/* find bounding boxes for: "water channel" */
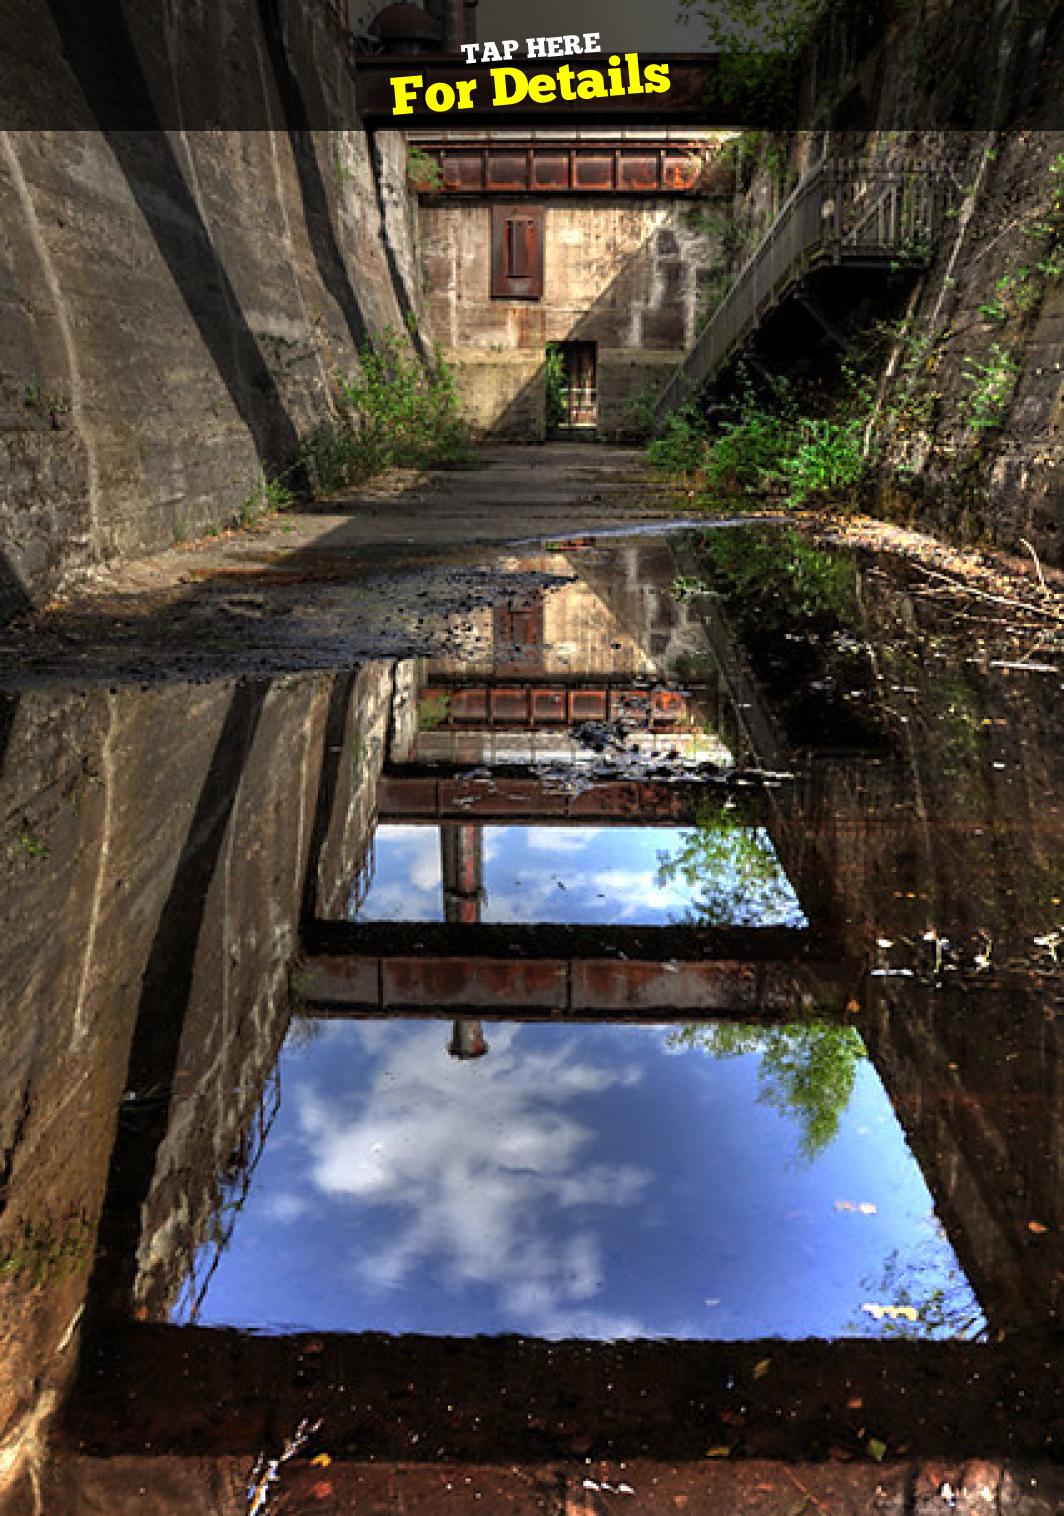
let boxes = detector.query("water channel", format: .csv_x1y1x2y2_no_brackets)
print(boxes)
1,521,1062,1505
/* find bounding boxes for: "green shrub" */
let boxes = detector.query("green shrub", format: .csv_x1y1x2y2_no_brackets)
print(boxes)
648,371,868,510
300,329,473,493
963,343,1020,433
703,409,794,490
781,416,867,506
646,407,709,477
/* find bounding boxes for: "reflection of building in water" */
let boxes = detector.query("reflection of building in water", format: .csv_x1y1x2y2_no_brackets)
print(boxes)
430,544,710,681
392,542,739,770
7,540,1064,1506
448,1019,489,1060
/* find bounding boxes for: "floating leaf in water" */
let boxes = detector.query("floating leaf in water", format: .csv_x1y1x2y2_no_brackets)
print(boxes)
706,1445,733,1459
753,1358,772,1379
867,1437,888,1463
1028,1220,1049,1234
861,1303,918,1322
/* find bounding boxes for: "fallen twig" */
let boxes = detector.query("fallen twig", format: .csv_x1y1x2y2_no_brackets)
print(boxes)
1018,537,1049,593
913,565,1064,623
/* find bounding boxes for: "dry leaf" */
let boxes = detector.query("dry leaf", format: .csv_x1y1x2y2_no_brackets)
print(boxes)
753,1358,771,1379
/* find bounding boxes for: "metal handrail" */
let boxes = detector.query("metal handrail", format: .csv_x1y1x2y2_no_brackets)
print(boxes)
656,158,950,419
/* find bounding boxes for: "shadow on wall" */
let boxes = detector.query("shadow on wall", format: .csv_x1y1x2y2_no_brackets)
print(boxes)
42,0,299,474
0,0,423,624
467,222,708,445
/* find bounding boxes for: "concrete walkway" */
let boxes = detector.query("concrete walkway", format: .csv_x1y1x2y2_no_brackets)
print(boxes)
0,445,696,687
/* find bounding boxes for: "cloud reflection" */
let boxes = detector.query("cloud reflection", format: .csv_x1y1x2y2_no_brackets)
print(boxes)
294,1025,651,1338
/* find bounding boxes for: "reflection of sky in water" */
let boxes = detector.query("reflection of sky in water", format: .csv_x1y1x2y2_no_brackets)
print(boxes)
183,1022,981,1342
354,824,807,927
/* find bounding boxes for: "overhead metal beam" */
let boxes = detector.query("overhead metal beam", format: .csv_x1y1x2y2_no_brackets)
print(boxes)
299,920,858,1018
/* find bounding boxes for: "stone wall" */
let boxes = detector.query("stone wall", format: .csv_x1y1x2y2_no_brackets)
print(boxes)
0,0,424,622
419,198,721,441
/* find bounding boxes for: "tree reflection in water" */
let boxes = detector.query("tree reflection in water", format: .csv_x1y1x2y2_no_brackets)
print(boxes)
656,806,807,929
667,1022,866,1160
854,1242,987,1341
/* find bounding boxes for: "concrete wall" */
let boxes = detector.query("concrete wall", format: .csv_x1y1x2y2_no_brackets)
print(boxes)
0,665,393,1508
0,0,425,622
709,0,1064,561
419,198,721,441
866,130,1064,561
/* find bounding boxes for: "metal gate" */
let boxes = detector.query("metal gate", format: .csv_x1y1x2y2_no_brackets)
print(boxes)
548,341,598,432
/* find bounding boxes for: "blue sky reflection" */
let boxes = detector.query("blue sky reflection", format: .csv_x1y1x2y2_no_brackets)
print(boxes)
183,1021,982,1342
353,823,807,927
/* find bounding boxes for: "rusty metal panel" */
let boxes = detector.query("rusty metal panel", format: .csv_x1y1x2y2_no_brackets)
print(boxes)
485,152,529,192
530,151,569,190
617,151,659,191
491,204,545,299
441,151,483,191
570,689,608,721
532,688,567,724
448,688,489,723
662,151,700,191
572,152,614,191
491,687,531,723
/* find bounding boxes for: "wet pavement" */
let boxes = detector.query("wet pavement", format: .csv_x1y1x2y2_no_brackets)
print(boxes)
2,496,1064,1512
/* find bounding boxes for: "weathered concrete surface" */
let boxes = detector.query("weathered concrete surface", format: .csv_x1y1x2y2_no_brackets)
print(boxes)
0,668,390,1509
421,199,721,440
0,446,694,687
0,0,424,621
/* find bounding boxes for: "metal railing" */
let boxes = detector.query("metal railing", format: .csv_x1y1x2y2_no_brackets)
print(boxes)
656,158,952,419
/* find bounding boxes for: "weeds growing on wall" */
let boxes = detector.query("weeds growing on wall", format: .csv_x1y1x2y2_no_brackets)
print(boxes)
300,329,473,493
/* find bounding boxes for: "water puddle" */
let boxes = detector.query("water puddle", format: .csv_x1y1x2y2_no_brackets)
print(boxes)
2,519,1063,1491
176,1018,980,1343
354,822,807,927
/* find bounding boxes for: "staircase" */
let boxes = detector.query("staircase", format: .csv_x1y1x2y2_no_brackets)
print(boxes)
656,158,953,419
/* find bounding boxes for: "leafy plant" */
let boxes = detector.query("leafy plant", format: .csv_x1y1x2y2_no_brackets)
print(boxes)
23,381,71,427
545,343,567,431
647,406,710,478
678,0,825,118
237,472,295,527
648,363,869,510
406,144,443,192
668,1021,866,1160
963,342,1020,433
657,805,803,928
781,415,867,506
16,827,48,859
300,329,473,492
